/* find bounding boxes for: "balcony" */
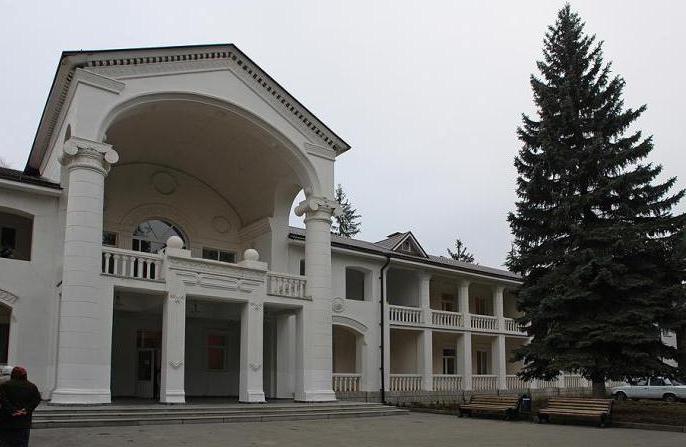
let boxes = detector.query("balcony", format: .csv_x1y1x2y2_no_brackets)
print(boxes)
470,314,499,332
101,246,308,300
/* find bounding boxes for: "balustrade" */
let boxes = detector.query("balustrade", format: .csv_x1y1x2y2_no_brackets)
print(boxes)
101,247,163,281
503,318,525,334
266,272,307,299
472,374,498,391
332,374,361,393
470,314,499,331
432,374,462,391
388,305,422,325
431,310,464,329
389,374,422,391
506,375,529,390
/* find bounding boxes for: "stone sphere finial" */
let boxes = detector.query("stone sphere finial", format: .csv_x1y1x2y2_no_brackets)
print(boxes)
167,235,184,249
243,248,259,262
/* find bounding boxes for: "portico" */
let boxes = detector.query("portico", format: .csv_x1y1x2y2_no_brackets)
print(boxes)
39,45,349,405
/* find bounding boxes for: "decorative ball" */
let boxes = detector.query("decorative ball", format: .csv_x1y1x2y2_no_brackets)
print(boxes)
243,248,259,262
166,235,184,249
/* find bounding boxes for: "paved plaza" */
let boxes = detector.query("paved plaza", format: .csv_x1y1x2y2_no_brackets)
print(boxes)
31,413,684,447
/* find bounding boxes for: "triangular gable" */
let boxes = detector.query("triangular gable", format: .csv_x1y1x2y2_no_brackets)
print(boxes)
390,232,428,258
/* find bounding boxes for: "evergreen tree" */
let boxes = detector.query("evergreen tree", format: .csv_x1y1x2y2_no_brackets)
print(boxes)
447,238,475,263
332,184,362,237
507,4,686,396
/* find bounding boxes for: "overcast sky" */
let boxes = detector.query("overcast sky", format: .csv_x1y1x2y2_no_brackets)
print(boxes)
1,0,684,268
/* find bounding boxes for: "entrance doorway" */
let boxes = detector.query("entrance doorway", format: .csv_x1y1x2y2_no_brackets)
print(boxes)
135,330,161,399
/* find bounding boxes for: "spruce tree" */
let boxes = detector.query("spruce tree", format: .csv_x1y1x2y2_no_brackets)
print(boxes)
332,184,362,237
447,238,475,263
507,4,686,396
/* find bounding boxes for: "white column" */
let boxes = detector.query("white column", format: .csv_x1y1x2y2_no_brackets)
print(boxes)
293,196,339,401
458,280,471,329
457,332,472,391
420,329,433,391
240,300,266,403
275,313,295,399
51,137,119,405
493,285,505,330
419,272,432,324
160,292,186,403
493,334,507,390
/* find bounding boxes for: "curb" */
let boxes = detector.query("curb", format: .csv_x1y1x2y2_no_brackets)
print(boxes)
408,407,686,433
612,422,686,433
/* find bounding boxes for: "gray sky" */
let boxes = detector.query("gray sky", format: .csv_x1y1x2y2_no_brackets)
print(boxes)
1,0,684,268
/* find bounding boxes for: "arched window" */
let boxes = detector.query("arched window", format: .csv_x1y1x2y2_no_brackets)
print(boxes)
132,219,186,253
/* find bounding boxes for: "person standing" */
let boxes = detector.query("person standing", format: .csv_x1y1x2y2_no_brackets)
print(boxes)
0,367,41,447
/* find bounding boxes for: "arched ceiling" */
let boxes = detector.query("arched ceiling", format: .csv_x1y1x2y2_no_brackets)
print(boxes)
105,100,304,225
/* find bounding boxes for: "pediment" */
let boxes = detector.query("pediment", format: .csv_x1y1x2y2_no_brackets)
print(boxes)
392,232,428,258
26,44,350,174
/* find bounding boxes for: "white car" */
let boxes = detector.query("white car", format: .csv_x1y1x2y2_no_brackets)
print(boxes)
611,377,686,402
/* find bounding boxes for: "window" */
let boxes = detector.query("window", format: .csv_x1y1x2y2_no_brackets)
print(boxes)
476,350,489,374
650,377,666,386
345,268,366,301
299,259,306,276
202,247,236,263
207,334,227,370
103,231,117,247
441,294,456,312
474,297,488,315
442,348,456,375
0,211,33,261
132,219,186,254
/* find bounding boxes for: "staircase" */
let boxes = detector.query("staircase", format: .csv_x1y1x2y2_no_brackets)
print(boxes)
33,401,407,428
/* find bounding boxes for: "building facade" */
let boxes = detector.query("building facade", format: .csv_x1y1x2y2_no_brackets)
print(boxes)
0,44,586,405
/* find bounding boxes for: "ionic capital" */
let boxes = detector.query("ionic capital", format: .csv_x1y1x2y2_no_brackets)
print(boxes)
60,137,119,175
294,195,341,221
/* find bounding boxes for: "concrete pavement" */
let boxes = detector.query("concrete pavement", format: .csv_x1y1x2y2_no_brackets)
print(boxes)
30,412,685,447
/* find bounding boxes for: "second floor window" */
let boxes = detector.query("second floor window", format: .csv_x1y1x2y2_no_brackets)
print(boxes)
202,248,236,263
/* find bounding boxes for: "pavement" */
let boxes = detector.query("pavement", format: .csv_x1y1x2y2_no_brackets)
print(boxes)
30,412,685,447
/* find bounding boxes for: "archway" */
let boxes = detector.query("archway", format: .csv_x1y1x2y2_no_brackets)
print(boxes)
332,324,365,393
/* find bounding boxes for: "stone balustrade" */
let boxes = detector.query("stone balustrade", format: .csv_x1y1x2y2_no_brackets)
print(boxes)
390,374,422,391
470,314,500,331
266,272,308,299
432,374,462,391
472,374,498,391
388,305,422,325
332,373,361,392
431,310,464,329
101,247,163,281
506,375,529,390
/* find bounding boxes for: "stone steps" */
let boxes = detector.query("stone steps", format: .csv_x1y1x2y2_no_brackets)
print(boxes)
33,402,407,428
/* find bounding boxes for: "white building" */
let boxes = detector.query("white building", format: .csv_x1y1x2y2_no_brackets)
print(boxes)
0,44,580,405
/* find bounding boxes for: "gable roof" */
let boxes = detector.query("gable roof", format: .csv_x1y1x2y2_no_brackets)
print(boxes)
25,43,351,175
375,231,428,258
288,227,521,282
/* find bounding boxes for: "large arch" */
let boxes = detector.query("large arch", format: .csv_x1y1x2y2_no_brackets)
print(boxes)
97,92,322,197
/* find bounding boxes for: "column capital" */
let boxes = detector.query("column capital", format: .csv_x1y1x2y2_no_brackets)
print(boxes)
294,195,341,221
60,136,119,175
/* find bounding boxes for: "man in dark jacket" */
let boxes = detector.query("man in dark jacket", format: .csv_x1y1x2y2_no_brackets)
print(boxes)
0,367,41,447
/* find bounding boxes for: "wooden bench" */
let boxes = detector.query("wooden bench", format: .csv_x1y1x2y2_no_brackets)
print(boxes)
537,398,613,427
458,395,521,420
